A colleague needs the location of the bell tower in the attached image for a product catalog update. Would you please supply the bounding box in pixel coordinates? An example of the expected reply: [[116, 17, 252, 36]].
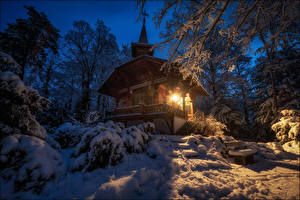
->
[[131, 10, 154, 57]]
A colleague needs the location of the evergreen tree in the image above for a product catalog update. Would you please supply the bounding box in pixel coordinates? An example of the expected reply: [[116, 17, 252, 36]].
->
[[0, 6, 60, 81], [252, 47, 300, 126]]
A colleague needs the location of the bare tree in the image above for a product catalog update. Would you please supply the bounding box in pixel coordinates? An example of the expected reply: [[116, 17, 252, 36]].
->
[[64, 20, 119, 121], [138, 0, 299, 82]]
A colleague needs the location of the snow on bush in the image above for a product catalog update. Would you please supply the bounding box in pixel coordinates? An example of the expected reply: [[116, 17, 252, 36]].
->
[[122, 123, 153, 153], [53, 122, 83, 148], [0, 51, 21, 74], [210, 104, 250, 138], [0, 71, 50, 140], [0, 134, 64, 193], [71, 121, 153, 171], [0, 63, 63, 194], [87, 130, 124, 170], [0, 71, 60, 149], [271, 109, 300, 144], [210, 104, 246, 127], [85, 111, 101, 124], [137, 122, 155, 134], [282, 140, 300, 155], [187, 112, 227, 136]]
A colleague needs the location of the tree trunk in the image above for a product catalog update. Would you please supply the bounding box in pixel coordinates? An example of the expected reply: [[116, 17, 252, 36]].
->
[[19, 58, 26, 80], [209, 63, 217, 104], [42, 64, 53, 98], [269, 69, 278, 113]]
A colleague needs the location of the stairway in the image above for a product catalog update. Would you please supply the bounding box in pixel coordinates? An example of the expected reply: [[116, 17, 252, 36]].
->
[[161, 135, 202, 159]]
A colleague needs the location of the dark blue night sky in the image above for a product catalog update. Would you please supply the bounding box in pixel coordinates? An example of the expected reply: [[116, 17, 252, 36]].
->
[[0, 0, 169, 58], [1, 0, 262, 62]]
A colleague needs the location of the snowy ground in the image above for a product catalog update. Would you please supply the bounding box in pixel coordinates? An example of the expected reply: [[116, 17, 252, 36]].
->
[[1, 135, 299, 199]]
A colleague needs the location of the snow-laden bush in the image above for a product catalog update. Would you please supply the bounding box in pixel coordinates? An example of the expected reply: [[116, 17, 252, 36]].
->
[[271, 110, 300, 144], [282, 140, 300, 155], [187, 112, 227, 136], [71, 121, 153, 171], [87, 130, 124, 170], [137, 122, 155, 134], [53, 122, 83, 148], [0, 134, 64, 193], [85, 111, 101, 124], [0, 51, 21, 74], [0, 71, 50, 140], [0, 65, 63, 193], [0, 71, 60, 148], [210, 104, 251, 138], [122, 126, 151, 153], [210, 104, 245, 126]]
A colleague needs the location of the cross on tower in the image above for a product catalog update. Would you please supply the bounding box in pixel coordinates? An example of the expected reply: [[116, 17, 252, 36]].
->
[[141, 10, 148, 25]]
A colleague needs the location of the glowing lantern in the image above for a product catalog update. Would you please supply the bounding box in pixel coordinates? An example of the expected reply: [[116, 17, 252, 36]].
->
[[169, 93, 183, 108], [170, 94, 180, 102]]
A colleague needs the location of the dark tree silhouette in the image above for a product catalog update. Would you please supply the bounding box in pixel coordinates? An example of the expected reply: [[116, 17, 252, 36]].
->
[[0, 6, 60, 80]]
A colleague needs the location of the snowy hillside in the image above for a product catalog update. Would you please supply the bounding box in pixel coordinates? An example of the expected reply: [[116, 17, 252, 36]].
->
[[1, 1, 299, 199], [1, 131, 299, 199], [0, 70, 298, 199]]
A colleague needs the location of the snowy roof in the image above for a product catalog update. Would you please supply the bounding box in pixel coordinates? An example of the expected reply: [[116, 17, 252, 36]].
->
[[98, 55, 209, 98], [98, 55, 166, 97]]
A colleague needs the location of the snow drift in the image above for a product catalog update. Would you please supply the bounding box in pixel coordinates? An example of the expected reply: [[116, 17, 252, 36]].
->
[[88, 134, 299, 200]]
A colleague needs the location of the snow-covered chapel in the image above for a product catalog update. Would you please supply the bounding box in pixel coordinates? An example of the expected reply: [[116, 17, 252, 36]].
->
[[98, 16, 209, 134]]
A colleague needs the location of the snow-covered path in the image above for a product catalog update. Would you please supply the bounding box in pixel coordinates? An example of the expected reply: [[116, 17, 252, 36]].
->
[[230, 159, 299, 199], [8, 135, 300, 199], [149, 135, 300, 199]]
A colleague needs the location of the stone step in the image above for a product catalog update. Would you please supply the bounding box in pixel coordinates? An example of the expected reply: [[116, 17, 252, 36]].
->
[[165, 136, 187, 143], [181, 149, 201, 158], [177, 143, 191, 149], [167, 150, 180, 158]]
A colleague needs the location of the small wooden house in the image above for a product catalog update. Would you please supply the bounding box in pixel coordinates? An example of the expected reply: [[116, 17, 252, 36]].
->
[[98, 18, 209, 134]]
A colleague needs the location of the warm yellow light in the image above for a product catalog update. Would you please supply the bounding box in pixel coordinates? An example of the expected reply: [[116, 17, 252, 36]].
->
[[170, 94, 180, 102]]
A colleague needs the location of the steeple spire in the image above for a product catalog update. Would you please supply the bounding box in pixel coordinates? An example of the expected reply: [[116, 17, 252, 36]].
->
[[138, 10, 149, 43], [131, 9, 154, 57]]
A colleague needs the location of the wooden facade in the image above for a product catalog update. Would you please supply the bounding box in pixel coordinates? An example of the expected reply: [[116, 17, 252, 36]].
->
[[98, 17, 209, 134]]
